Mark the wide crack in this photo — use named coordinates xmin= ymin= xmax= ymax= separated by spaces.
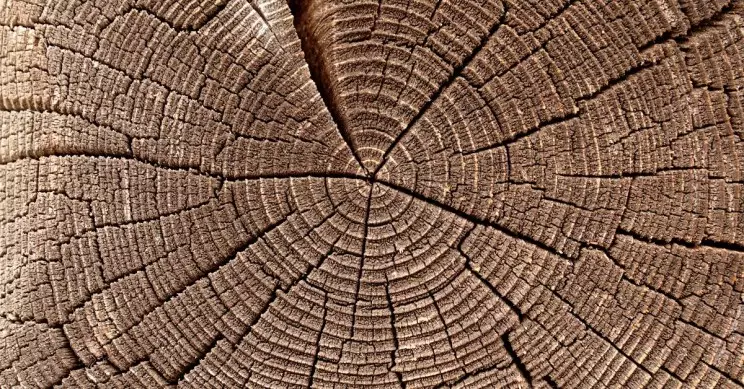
xmin=288 ymin=0 xmax=369 ymax=176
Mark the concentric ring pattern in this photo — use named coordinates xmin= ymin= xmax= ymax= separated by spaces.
xmin=1 ymin=0 xmax=743 ymax=388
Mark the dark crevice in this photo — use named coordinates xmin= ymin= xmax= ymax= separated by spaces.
xmin=574 ymin=59 xmax=659 ymax=105
xmin=195 ymin=246 xmax=339 ymax=387
xmin=385 ymin=278 xmax=406 ymax=388
xmin=11 ymin=1 xmax=743 ymax=388
xmin=465 ymin=261 xmax=524 ymax=321
xmin=708 ymin=363 xmax=744 ymax=387
xmin=680 ymin=1 xmax=737 ymax=39
xmin=502 ymin=332 xmax=533 ymax=387
xmin=248 ymin=0 xmax=269 ymax=24
xmin=640 ymin=0 xmax=736 ymax=51
xmin=660 ymin=366 xmax=687 ymax=384
xmin=427 ymin=290 xmax=461 ymax=371
xmin=288 ymin=0 xmax=368 ymax=175
xmin=462 ymin=111 xmax=580 ymax=156
xmin=47 ymin=332 xmax=87 ymax=388
xmin=550 ymin=291 xmax=657 ymax=379
xmin=460 ymin=9 xmax=687 ymax=159
xmin=700 ymin=238 xmax=744 ymax=253
xmin=376 ymin=178 xmax=574 ymax=262
xmin=196 ymin=0 xmax=230 ymax=29
xmin=171 ymin=227 xmax=342 ymax=386
xmin=307 ymin=292 xmax=328 ymax=389
xmin=677 ymin=318 xmax=729 ymax=344
xmin=0 ymin=149 xmax=367 ymax=184
xmin=434 ymin=362 xmax=505 ymax=389
xmin=373 ymin=3 xmax=510 ymax=178
xmin=171 ymin=334 xmax=225 ymax=384
xmin=465 ymin=52 xmax=662 ymax=157
xmin=270 ymin=212 xmax=343 ymax=289
xmin=65 ymin=213 xmax=292 ymax=329
xmin=346 ymin=183 xmax=374 ymax=348
xmin=371 ymin=0 xmax=383 ymax=35
xmin=615 ymin=228 xmax=699 ymax=249
xmin=618 ymin=273 xmax=684 ymax=307
xmin=457 ymin=225 xmax=525 ymax=321
xmin=617 ymin=228 xmax=744 ymax=253
xmin=227 ymin=171 xmax=367 ymax=182
xmin=555 ymin=166 xmax=701 ymax=179
xmin=604 ymin=232 xmax=689 ymax=307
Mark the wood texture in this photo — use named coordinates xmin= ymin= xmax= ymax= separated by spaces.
xmin=1 ymin=0 xmax=743 ymax=387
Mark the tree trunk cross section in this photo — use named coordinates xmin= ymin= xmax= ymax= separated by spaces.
xmin=1 ymin=0 xmax=743 ymax=387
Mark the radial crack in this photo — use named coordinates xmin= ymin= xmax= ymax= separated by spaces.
xmin=385 ymin=277 xmax=406 ymax=388
xmin=377 ymin=178 xmax=574 ymax=262
xmin=307 ymin=292 xmax=328 ymax=389
xmin=373 ymin=3 xmax=509 ymax=177
xmin=288 ymin=0 xmax=368 ymax=175
xmin=502 ymin=332 xmax=533 ymax=388
xmin=173 ymin=332 xmax=226 ymax=384
xmin=343 ymin=181 xmax=374 ymax=356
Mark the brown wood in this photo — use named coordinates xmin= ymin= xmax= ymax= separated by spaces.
xmin=1 ymin=0 xmax=743 ymax=387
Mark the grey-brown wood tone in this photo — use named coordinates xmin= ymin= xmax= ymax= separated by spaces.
xmin=1 ymin=0 xmax=743 ymax=387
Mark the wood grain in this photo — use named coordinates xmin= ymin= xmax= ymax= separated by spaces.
xmin=1 ymin=0 xmax=743 ymax=387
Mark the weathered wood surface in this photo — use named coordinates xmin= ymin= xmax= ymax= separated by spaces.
xmin=1 ymin=0 xmax=743 ymax=387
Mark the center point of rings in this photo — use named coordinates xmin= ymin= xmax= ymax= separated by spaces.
xmin=357 ymin=158 xmax=390 ymax=184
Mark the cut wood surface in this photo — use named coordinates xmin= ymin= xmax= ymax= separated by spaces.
xmin=1 ymin=0 xmax=743 ymax=387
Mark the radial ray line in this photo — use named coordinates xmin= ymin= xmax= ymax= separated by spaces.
xmin=347 ymin=182 xmax=374 ymax=344
xmin=63 ymin=213 xmax=293 ymax=327
xmin=376 ymin=178 xmax=574 ymax=262
xmin=372 ymin=3 xmax=509 ymax=178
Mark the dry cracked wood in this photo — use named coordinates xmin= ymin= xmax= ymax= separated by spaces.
xmin=1 ymin=0 xmax=743 ymax=387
